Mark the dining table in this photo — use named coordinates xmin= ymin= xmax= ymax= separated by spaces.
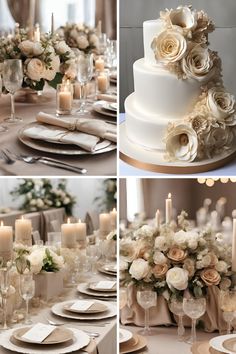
xmin=0 ymin=84 xmax=117 ymax=176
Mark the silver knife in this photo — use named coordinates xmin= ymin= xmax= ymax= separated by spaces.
xmin=38 ymin=159 xmax=87 ymax=174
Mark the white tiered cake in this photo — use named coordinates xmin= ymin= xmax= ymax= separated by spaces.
xmin=124 ymin=6 xmax=236 ymax=164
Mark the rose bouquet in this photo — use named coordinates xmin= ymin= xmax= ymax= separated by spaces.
xmin=120 ymin=211 xmax=233 ymax=300
xmin=0 ymin=29 xmax=77 ymax=91
xmin=57 ymin=23 xmax=99 ymax=53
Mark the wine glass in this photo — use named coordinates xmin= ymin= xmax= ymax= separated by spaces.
xmin=19 ymin=274 xmax=35 ymax=324
xmin=0 ymin=268 xmax=10 ymax=329
xmin=2 ymin=59 xmax=23 ymax=123
xmin=98 ymin=33 xmax=107 ymax=55
xmin=76 ymin=53 xmax=93 ymax=114
xmin=220 ymin=290 xmax=236 ymax=334
xmin=183 ymin=297 xmax=206 ymax=344
xmin=168 ymin=298 xmax=185 ymax=340
xmin=137 ymin=289 xmax=157 ymax=335
xmin=86 ymin=245 xmax=101 ymax=274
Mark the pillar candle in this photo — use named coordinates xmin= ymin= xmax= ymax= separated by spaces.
xmin=110 ymin=208 xmax=117 ymax=229
xmin=74 ymin=82 xmax=81 ymax=99
xmin=165 ymin=193 xmax=172 ymax=224
xmin=0 ymin=222 xmax=13 ymax=263
xmin=156 ymin=209 xmax=160 ymax=229
xmin=61 ymin=219 xmax=76 ymax=249
xmin=99 ymin=213 xmax=111 ymax=233
xmin=34 ymin=24 xmax=40 ymax=42
xmin=59 ymin=90 xmax=72 ymax=111
xmin=97 ymin=74 xmax=108 ymax=93
xmin=95 ymin=57 xmax=105 ymax=71
xmin=15 ymin=217 xmax=32 ymax=246
xmin=232 ymin=218 xmax=236 ymax=272
xmin=75 ymin=219 xmax=86 ymax=241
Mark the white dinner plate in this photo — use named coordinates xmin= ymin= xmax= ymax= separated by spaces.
xmin=119 ymin=329 xmax=133 ymax=344
xmin=93 ymin=101 xmax=117 ymax=118
xmin=77 ymin=283 xmax=116 ymax=298
xmin=51 ymin=299 xmax=116 ymax=320
xmin=0 ymin=327 xmax=90 ymax=354
xmin=18 ymin=122 xmax=116 ymax=156
xmin=209 ymin=334 xmax=236 ymax=354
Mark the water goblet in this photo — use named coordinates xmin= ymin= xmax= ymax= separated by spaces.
xmin=0 ymin=268 xmax=10 ymax=329
xmin=19 ymin=274 xmax=35 ymax=324
xmin=137 ymin=289 xmax=157 ymax=335
xmin=168 ymin=298 xmax=185 ymax=340
xmin=220 ymin=289 xmax=236 ymax=334
xmin=183 ymin=297 xmax=206 ymax=344
xmin=76 ymin=53 xmax=93 ymax=114
xmin=2 ymin=59 xmax=23 ymax=123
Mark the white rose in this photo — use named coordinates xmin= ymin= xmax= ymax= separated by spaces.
xmin=182 ymin=45 xmax=215 ymax=82
xmin=216 ymin=260 xmax=228 ymax=273
xmin=153 ymin=251 xmax=167 ymax=264
xmin=120 ymin=240 xmax=138 ymax=262
xmin=55 ymin=41 xmax=71 ymax=55
xmin=165 ymin=123 xmax=198 ymax=162
xmin=26 ymin=58 xmax=45 ymax=81
xmin=207 ymin=87 xmax=236 ymax=125
xmin=70 ymin=29 xmax=78 ymax=39
xmin=134 ymin=225 xmax=154 ymax=239
xmin=27 ymin=249 xmax=45 ymax=274
xmin=129 ymin=258 xmax=150 ymax=280
xmin=187 ymin=232 xmax=199 ymax=249
xmin=65 ymin=62 xmax=77 ymax=80
xmin=169 ymin=6 xmax=197 ymax=32
xmin=120 ymin=259 xmax=128 ymax=271
xmin=77 ymin=36 xmax=89 ymax=50
xmin=36 ymin=198 xmax=44 ymax=208
xmin=27 ymin=192 xmax=32 ymax=199
xmin=43 ymin=55 xmax=60 ymax=81
xmin=174 ymin=230 xmax=187 ymax=246
xmin=63 ymin=197 xmax=70 ymax=205
xmin=151 ymin=30 xmax=187 ymax=63
xmin=33 ymin=42 xmax=44 ymax=56
xmin=166 ymin=267 xmax=189 ymax=291
xmin=204 ymin=126 xmax=234 ymax=152
xmin=155 ymin=236 xmax=169 ymax=251
xmin=89 ymin=33 xmax=99 ymax=47
xmin=201 ymin=254 xmax=211 ymax=267
xmin=18 ymin=40 xmax=34 ymax=56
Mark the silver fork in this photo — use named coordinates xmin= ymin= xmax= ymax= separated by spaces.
xmin=1 ymin=150 xmax=15 ymax=164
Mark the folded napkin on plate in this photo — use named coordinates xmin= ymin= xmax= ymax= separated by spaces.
xmin=36 ymin=112 xmax=117 ymax=143
xmin=24 ymin=125 xmax=100 ymax=152
xmin=97 ymin=94 xmax=117 ymax=103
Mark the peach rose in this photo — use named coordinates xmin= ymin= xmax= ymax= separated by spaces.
xmin=153 ymin=264 xmax=169 ymax=279
xmin=167 ymin=247 xmax=187 ymax=262
xmin=200 ymin=268 xmax=221 ymax=286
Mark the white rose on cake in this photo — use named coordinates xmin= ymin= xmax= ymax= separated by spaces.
xmin=165 ymin=123 xmax=198 ymax=162
xmin=151 ymin=30 xmax=187 ymax=63
xmin=168 ymin=6 xmax=197 ymax=34
xmin=129 ymin=258 xmax=151 ymax=280
xmin=166 ymin=267 xmax=189 ymax=290
xmin=207 ymin=87 xmax=236 ymax=125
xmin=26 ymin=58 xmax=45 ymax=81
xmin=204 ymin=126 xmax=234 ymax=153
xmin=182 ymin=45 xmax=215 ymax=81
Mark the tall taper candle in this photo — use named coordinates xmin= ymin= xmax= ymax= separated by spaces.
xmin=156 ymin=209 xmax=160 ymax=229
xmin=0 ymin=222 xmax=13 ymax=263
xmin=232 ymin=218 xmax=236 ymax=272
xmin=165 ymin=193 xmax=172 ymax=224
xmin=51 ymin=13 xmax=54 ymax=34
xmin=110 ymin=208 xmax=117 ymax=229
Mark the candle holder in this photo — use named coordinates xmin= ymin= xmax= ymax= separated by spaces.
xmin=95 ymin=69 xmax=110 ymax=94
xmin=56 ymin=83 xmax=73 ymax=115
xmin=0 ymin=267 xmax=10 ymax=329
xmin=95 ymin=56 xmax=105 ymax=71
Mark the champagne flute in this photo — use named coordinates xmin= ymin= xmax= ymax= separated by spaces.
xmin=220 ymin=289 xmax=236 ymax=334
xmin=0 ymin=268 xmax=10 ymax=329
xmin=137 ymin=289 xmax=157 ymax=335
xmin=183 ymin=297 xmax=206 ymax=344
xmin=168 ymin=298 xmax=185 ymax=340
xmin=19 ymin=274 xmax=35 ymax=324
xmin=2 ymin=59 xmax=23 ymax=123
xmin=76 ymin=53 xmax=93 ymax=114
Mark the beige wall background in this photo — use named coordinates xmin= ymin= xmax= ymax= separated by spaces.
xmin=120 ymin=0 xmax=236 ymax=111
xmin=120 ymin=179 xmax=236 ymax=220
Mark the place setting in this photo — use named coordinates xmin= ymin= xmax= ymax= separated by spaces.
xmin=77 ymin=281 xmax=117 ymax=300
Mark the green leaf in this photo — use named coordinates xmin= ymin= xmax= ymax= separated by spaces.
xmin=48 ymin=72 xmax=63 ymax=89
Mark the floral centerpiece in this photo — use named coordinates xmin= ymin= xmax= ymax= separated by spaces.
xmin=120 ymin=211 xmax=233 ymax=300
xmin=56 ymin=23 xmax=99 ymax=53
xmin=0 ymin=28 xmax=77 ymax=91
xmin=11 ymin=178 xmax=76 ymax=215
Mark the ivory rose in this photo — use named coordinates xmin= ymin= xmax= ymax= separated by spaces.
xmin=200 ymin=268 xmax=221 ymax=286
xmin=153 ymin=264 xmax=168 ymax=278
xmin=169 ymin=6 xmax=197 ymax=32
xmin=151 ymin=30 xmax=187 ymax=63
xmin=207 ymin=87 xmax=236 ymax=125
xmin=153 ymin=251 xmax=167 ymax=265
xmin=129 ymin=258 xmax=151 ymax=281
xmin=182 ymin=45 xmax=215 ymax=81
xmin=120 ymin=240 xmax=138 ymax=263
xmin=43 ymin=55 xmax=60 ymax=81
xmin=18 ymin=40 xmax=34 ymax=56
xmin=166 ymin=267 xmax=189 ymax=290
xmin=77 ymin=36 xmax=89 ymax=50
xmin=165 ymin=123 xmax=198 ymax=162
xmin=167 ymin=247 xmax=187 ymax=262
xmin=26 ymin=58 xmax=45 ymax=81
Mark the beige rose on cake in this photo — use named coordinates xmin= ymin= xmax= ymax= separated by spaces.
xmin=166 ymin=267 xmax=189 ymax=290
xmin=165 ymin=123 xmax=198 ymax=162
xmin=26 ymin=58 xmax=45 ymax=81
xmin=204 ymin=126 xmax=234 ymax=153
xmin=200 ymin=268 xmax=221 ymax=286
xmin=129 ymin=258 xmax=151 ymax=281
xmin=168 ymin=6 xmax=197 ymax=33
xmin=151 ymin=30 xmax=187 ymax=63
xmin=182 ymin=45 xmax=215 ymax=82
xmin=207 ymin=87 xmax=236 ymax=126
xmin=153 ymin=264 xmax=169 ymax=279
xmin=167 ymin=247 xmax=187 ymax=262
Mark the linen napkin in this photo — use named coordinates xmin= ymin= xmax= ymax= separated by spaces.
xmin=23 ymin=124 xmax=100 ymax=152
xmin=97 ymin=94 xmax=117 ymax=103
xmin=36 ymin=112 xmax=117 ymax=143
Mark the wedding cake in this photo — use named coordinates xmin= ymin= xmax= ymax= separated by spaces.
xmin=124 ymin=6 xmax=236 ymax=163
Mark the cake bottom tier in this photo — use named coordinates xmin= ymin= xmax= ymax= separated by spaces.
xmin=125 ymin=92 xmax=175 ymax=151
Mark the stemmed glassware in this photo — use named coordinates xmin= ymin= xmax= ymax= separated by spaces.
xmin=0 ymin=268 xmax=10 ymax=329
xmin=220 ymin=289 xmax=236 ymax=334
xmin=137 ymin=288 xmax=157 ymax=335
xmin=2 ymin=59 xmax=23 ymax=123
xmin=86 ymin=245 xmax=101 ymax=274
xmin=168 ymin=298 xmax=185 ymax=341
xmin=76 ymin=53 xmax=93 ymax=114
xmin=19 ymin=274 xmax=35 ymax=324
xmin=183 ymin=297 xmax=206 ymax=344
xmin=98 ymin=33 xmax=107 ymax=55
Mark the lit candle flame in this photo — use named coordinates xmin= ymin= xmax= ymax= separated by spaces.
xmin=21 ymin=215 xmax=24 ymax=220
xmin=0 ymin=221 xmax=3 ymax=226
xmin=78 ymin=219 xmax=81 ymax=223
xmin=112 ymin=208 xmax=116 ymax=212
xmin=168 ymin=193 xmax=171 ymax=199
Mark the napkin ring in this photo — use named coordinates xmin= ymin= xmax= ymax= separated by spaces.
xmin=68 ymin=119 xmax=80 ymax=131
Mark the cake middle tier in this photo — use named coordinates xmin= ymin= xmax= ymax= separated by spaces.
xmin=133 ymin=58 xmax=202 ymax=116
